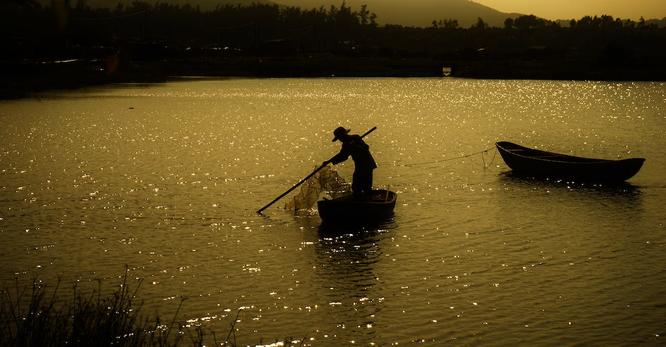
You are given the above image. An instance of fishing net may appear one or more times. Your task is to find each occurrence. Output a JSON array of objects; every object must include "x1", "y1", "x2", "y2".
[{"x1": 284, "y1": 166, "x2": 350, "y2": 211}]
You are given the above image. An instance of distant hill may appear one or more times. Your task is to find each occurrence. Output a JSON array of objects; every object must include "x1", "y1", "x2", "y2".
[
  {"x1": 342, "y1": 0, "x2": 520, "y2": 27},
  {"x1": 40, "y1": 0, "x2": 518, "y2": 27},
  {"x1": 275, "y1": 0, "x2": 521, "y2": 27},
  {"x1": 33, "y1": 1, "x2": 666, "y2": 28},
  {"x1": 39, "y1": 0, "x2": 274, "y2": 9}
]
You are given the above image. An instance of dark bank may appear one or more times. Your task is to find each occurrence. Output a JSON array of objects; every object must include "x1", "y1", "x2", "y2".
[{"x1": 2, "y1": 1, "x2": 666, "y2": 98}]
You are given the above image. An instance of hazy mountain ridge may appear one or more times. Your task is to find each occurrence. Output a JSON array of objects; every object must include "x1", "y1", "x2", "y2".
[
  {"x1": 41, "y1": 0, "x2": 518, "y2": 27},
  {"x1": 342, "y1": 0, "x2": 519, "y2": 27},
  {"x1": 37, "y1": 0, "x2": 665, "y2": 28},
  {"x1": 43, "y1": 0, "x2": 275, "y2": 9}
]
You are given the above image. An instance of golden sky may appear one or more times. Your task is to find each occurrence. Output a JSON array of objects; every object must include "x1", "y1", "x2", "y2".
[{"x1": 474, "y1": 0, "x2": 666, "y2": 19}]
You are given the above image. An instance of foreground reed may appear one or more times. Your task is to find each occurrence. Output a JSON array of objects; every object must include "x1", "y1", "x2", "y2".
[{"x1": 0, "y1": 269, "x2": 213, "y2": 346}]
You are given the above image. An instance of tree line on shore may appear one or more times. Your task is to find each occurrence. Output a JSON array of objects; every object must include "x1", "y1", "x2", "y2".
[{"x1": 2, "y1": 1, "x2": 665, "y2": 83}]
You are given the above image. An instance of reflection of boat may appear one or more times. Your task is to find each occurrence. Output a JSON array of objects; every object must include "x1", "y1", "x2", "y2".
[
  {"x1": 496, "y1": 141, "x2": 645, "y2": 182},
  {"x1": 317, "y1": 189, "x2": 397, "y2": 224}
]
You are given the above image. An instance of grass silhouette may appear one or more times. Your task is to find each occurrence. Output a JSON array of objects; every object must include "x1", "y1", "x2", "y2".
[{"x1": 0, "y1": 267, "x2": 218, "y2": 347}]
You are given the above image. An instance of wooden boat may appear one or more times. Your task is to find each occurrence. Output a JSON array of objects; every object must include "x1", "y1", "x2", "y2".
[
  {"x1": 496, "y1": 141, "x2": 645, "y2": 182},
  {"x1": 317, "y1": 189, "x2": 397, "y2": 223}
]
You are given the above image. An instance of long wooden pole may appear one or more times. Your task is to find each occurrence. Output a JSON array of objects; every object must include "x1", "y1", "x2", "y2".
[{"x1": 256, "y1": 126, "x2": 377, "y2": 214}]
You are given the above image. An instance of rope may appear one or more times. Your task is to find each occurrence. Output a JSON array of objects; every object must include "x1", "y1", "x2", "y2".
[
  {"x1": 226, "y1": 147, "x2": 498, "y2": 184},
  {"x1": 400, "y1": 147, "x2": 496, "y2": 168},
  {"x1": 480, "y1": 147, "x2": 497, "y2": 170}
]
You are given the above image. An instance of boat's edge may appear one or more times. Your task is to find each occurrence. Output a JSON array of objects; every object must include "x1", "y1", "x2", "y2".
[
  {"x1": 316, "y1": 189, "x2": 398, "y2": 223},
  {"x1": 495, "y1": 141, "x2": 646, "y2": 181}
]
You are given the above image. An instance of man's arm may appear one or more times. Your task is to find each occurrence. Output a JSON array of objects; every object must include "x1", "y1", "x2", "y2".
[{"x1": 329, "y1": 144, "x2": 350, "y2": 165}]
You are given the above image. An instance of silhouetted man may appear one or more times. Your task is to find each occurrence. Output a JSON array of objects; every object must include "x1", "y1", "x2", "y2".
[{"x1": 324, "y1": 127, "x2": 377, "y2": 197}]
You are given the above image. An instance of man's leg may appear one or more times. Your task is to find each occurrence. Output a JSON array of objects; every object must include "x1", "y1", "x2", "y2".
[
  {"x1": 353, "y1": 169, "x2": 373, "y2": 197},
  {"x1": 352, "y1": 170, "x2": 362, "y2": 196},
  {"x1": 362, "y1": 169, "x2": 374, "y2": 193}
]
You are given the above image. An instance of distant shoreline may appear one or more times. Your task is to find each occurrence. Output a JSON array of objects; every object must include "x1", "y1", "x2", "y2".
[
  {"x1": 3, "y1": 3, "x2": 665, "y2": 99},
  {"x1": 2, "y1": 56, "x2": 665, "y2": 99}
]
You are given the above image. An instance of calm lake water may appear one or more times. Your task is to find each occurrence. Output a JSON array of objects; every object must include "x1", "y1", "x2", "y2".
[{"x1": 1, "y1": 78, "x2": 665, "y2": 345}]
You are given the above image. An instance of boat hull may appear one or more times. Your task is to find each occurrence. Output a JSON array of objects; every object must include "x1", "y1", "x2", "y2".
[
  {"x1": 496, "y1": 141, "x2": 645, "y2": 182},
  {"x1": 317, "y1": 189, "x2": 397, "y2": 224}
]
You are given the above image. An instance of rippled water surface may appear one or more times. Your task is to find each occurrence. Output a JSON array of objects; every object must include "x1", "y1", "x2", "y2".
[{"x1": 1, "y1": 78, "x2": 665, "y2": 345}]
